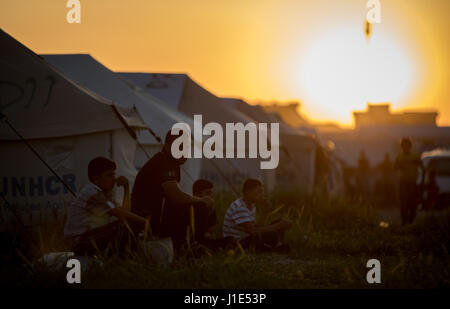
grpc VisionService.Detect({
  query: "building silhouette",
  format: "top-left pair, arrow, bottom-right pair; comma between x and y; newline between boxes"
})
353,103 -> 438,129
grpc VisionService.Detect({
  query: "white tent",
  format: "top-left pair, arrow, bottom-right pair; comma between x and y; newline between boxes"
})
118,73 -> 319,192
0,29 -> 146,227
118,73 -> 277,192
42,55 -> 202,193
223,98 -> 318,193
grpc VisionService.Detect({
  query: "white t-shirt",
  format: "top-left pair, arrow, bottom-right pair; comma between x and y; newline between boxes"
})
64,182 -> 118,239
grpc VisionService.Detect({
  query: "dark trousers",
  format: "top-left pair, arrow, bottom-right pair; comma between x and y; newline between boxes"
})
399,181 -> 419,225
239,221 -> 286,252
73,220 -> 139,256
159,202 -> 217,251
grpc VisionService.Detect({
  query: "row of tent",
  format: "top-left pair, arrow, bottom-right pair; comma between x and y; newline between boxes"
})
0,29 -> 320,227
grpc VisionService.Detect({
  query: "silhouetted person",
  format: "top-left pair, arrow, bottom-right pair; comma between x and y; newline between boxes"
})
394,138 -> 424,225
424,168 -> 439,210
131,130 -> 216,252
191,179 -> 235,252
192,179 -> 217,239
356,150 -> 371,197
378,153 -> 395,205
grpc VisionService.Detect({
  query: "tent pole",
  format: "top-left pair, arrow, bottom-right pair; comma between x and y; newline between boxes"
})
0,193 -> 28,229
111,104 -> 197,183
0,112 -> 77,198
111,104 -> 154,160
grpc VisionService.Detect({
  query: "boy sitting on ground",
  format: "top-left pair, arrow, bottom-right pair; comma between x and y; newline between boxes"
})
183,179 -> 235,252
223,178 -> 292,252
64,157 -> 149,256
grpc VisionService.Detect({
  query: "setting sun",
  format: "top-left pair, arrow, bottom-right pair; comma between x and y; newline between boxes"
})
296,26 -> 417,126
0,0 -> 448,126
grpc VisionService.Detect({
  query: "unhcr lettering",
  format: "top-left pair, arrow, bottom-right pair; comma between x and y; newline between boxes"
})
170,115 -> 279,170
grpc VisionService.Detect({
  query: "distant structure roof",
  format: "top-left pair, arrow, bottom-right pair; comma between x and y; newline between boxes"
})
353,103 -> 438,128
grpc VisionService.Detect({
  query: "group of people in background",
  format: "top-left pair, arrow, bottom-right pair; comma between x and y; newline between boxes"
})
346,137 -> 434,226
64,130 -> 292,258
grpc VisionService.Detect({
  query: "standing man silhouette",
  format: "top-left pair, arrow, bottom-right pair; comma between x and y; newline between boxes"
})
394,138 -> 424,225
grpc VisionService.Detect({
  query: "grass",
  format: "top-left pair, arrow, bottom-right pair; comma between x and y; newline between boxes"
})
1,190 -> 449,289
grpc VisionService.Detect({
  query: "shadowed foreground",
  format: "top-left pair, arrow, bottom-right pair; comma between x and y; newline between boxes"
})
1,192 -> 449,288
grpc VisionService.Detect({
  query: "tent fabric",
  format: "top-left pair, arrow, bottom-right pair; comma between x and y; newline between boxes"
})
42,55 -> 194,145
0,30 -> 145,141
119,73 -> 270,154
42,54 -> 202,191
0,30 -> 145,226
223,97 -> 317,146
118,73 -> 187,111
262,103 -> 310,129
120,73 -> 317,193
120,73 -> 259,126
223,98 -> 283,124
112,129 -> 138,187
1,129 -> 135,227
118,73 -> 278,191
223,98 -> 318,192
118,75 -> 201,147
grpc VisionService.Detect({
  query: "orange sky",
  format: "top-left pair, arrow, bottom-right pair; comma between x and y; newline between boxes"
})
1,0 -> 449,127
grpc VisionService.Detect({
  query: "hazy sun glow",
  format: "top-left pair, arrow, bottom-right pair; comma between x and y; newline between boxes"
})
1,0 -> 448,126
297,27 -> 416,125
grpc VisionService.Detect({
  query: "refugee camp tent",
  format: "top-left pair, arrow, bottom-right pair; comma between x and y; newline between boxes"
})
42,55 -> 202,193
228,99 -> 347,195
222,98 -> 310,136
223,98 -> 318,193
118,73 -> 276,192
262,103 -> 314,133
0,29 -> 146,228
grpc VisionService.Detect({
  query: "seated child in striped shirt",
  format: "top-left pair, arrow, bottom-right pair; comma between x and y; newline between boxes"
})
222,178 -> 292,252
